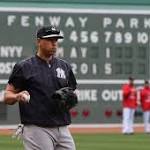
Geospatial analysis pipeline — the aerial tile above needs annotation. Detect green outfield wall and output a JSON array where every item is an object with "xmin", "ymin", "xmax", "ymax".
[{"xmin": 0, "ymin": 1, "xmax": 149, "ymax": 126}]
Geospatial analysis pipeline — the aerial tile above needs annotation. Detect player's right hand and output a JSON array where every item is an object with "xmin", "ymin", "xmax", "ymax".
[{"xmin": 16, "ymin": 91, "xmax": 30, "ymax": 103}]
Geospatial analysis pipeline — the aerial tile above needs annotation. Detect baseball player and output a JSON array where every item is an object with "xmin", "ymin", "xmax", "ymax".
[
  {"xmin": 122, "ymin": 77, "xmax": 138, "ymax": 134},
  {"xmin": 4, "ymin": 25, "xmax": 77, "ymax": 150},
  {"xmin": 140, "ymin": 80, "xmax": 150, "ymax": 133}
]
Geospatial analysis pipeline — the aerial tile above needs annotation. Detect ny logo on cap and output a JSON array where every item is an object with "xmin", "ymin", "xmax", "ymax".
[{"xmin": 51, "ymin": 27, "xmax": 56, "ymax": 31}]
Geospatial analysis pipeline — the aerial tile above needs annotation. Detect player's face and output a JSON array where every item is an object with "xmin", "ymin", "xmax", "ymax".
[{"xmin": 38, "ymin": 38, "xmax": 58, "ymax": 57}]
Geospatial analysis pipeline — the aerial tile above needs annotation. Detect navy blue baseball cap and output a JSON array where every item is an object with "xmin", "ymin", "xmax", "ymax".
[{"xmin": 37, "ymin": 26, "xmax": 64, "ymax": 39}]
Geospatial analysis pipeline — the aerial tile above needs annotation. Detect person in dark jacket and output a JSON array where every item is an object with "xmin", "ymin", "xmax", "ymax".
[{"xmin": 4, "ymin": 25, "xmax": 77, "ymax": 150}]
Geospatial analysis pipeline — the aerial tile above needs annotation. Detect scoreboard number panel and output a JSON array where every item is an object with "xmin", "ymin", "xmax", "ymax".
[{"xmin": 0, "ymin": 9, "xmax": 150, "ymax": 81}]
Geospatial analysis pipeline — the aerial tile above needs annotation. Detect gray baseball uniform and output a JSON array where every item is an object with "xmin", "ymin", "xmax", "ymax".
[{"xmin": 22, "ymin": 125, "xmax": 75, "ymax": 150}]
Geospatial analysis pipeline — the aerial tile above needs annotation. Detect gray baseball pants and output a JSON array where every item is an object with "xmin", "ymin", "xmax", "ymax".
[{"xmin": 22, "ymin": 125, "xmax": 76, "ymax": 150}]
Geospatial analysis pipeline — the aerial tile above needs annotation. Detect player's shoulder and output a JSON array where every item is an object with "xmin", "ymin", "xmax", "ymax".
[
  {"xmin": 122, "ymin": 84, "xmax": 129, "ymax": 89},
  {"xmin": 55, "ymin": 57, "xmax": 68, "ymax": 64},
  {"xmin": 54, "ymin": 57, "xmax": 71, "ymax": 67},
  {"xmin": 15, "ymin": 56, "xmax": 35, "ymax": 68}
]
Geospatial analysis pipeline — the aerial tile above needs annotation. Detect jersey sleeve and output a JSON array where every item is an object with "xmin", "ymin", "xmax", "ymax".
[
  {"xmin": 68, "ymin": 68, "xmax": 77, "ymax": 90},
  {"xmin": 8, "ymin": 63, "xmax": 26, "ymax": 90}
]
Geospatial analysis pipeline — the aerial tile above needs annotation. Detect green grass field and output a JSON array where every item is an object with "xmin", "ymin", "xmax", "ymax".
[{"xmin": 0, "ymin": 133, "xmax": 149, "ymax": 150}]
